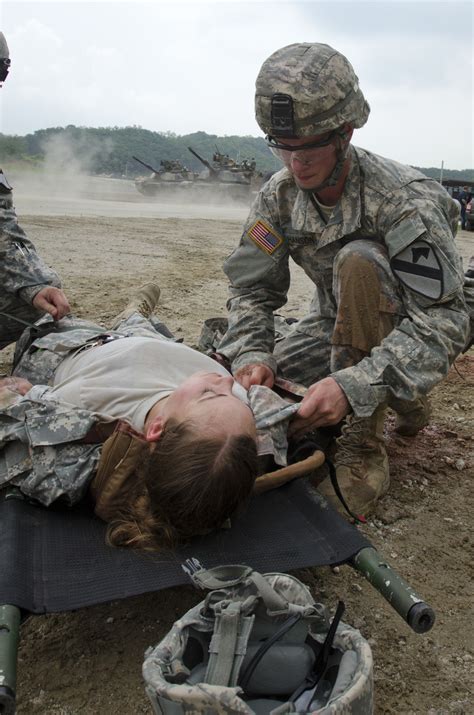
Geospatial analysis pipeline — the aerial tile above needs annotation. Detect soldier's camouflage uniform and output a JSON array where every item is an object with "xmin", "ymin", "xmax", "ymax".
[
  {"xmin": 218, "ymin": 146, "xmax": 471, "ymax": 418},
  {"xmin": 0, "ymin": 170, "xmax": 62, "ymax": 349}
]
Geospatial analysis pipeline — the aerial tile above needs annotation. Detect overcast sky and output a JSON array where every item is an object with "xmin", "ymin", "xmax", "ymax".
[{"xmin": 0, "ymin": 0, "xmax": 472, "ymax": 169}]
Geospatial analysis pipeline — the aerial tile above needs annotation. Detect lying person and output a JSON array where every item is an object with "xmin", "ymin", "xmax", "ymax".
[{"xmin": 0, "ymin": 284, "xmax": 264, "ymax": 550}]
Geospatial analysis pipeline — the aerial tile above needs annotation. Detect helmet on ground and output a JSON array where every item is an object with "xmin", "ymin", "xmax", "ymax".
[
  {"xmin": 143, "ymin": 564, "xmax": 374, "ymax": 714},
  {"xmin": 255, "ymin": 43, "xmax": 370, "ymax": 139},
  {"xmin": 0, "ymin": 32, "xmax": 11, "ymax": 84}
]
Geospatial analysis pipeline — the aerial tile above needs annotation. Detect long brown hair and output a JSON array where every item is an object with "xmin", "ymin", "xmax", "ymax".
[{"xmin": 106, "ymin": 418, "xmax": 258, "ymax": 550}]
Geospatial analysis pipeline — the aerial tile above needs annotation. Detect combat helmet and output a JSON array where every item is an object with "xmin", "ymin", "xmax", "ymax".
[
  {"xmin": 0, "ymin": 32, "xmax": 11, "ymax": 84},
  {"xmin": 255, "ymin": 43, "xmax": 369, "ymax": 139}
]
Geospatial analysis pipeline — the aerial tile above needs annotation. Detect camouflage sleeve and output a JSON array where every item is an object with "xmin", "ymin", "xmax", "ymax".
[
  {"xmin": 332, "ymin": 191, "xmax": 470, "ymax": 416},
  {"xmin": 217, "ymin": 192, "xmax": 291, "ymax": 374},
  {"xmin": 0, "ymin": 180, "xmax": 62, "ymax": 303}
]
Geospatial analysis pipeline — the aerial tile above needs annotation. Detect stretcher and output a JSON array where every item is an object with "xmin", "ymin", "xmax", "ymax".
[{"xmin": 0, "ymin": 479, "xmax": 435, "ymax": 715}]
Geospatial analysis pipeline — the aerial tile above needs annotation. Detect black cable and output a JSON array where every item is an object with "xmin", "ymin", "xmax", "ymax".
[{"xmin": 238, "ymin": 613, "xmax": 302, "ymax": 692}]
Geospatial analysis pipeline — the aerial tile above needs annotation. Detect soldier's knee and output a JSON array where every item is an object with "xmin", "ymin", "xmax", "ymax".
[
  {"xmin": 336, "ymin": 239, "xmax": 384, "ymax": 269},
  {"xmin": 334, "ymin": 241, "xmax": 390, "ymax": 290}
]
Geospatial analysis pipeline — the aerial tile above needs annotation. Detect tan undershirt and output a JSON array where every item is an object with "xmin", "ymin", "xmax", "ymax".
[
  {"xmin": 312, "ymin": 194, "xmax": 337, "ymax": 223},
  {"xmin": 51, "ymin": 336, "xmax": 230, "ymax": 431}
]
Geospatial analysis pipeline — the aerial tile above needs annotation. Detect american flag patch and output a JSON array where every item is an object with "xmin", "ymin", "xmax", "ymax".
[{"xmin": 247, "ymin": 220, "xmax": 283, "ymax": 255}]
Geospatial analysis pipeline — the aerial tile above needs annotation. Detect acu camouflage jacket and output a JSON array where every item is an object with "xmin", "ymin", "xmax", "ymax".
[{"xmin": 219, "ymin": 146, "xmax": 470, "ymax": 416}]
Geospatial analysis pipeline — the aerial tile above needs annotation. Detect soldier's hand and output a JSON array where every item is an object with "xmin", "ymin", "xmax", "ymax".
[
  {"xmin": 288, "ymin": 377, "xmax": 350, "ymax": 436},
  {"xmin": 234, "ymin": 363, "xmax": 275, "ymax": 389},
  {"xmin": 33, "ymin": 287, "xmax": 71, "ymax": 320},
  {"xmin": 0, "ymin": 376, "xmax": 33, "ymax": 395}
]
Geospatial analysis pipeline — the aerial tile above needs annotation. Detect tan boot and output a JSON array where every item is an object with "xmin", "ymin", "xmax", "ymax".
[
  {"xmin": 394, "ymin": 396, "xmax": 430, "ymax": 436},
  {"xmin": 318, "ymin": 408, "xmax": 389, "ymax": 517},
  {"xmin": 110, "ymin": 283, "xmax": 161, "ymax": 329}
]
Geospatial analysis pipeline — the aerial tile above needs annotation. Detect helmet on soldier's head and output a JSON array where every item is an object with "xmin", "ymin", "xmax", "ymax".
[
  {"xmin": 0, "ymin": 32, "xmax": 11, "ymax": 84},
  {"xmin": 255, "ymin": 43, "xmax": 370, "ymax": 139}
]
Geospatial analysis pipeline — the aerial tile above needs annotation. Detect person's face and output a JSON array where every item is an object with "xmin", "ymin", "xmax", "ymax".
[
  {"xmin": 268, "ymin": 128, "xmax": 352, "ymax": 191},
  {"xmin": 275, "ymin": 133, "xmax": 338, "ymax": 191},
  {"xmin": 160, "ymin": 371, "xmax": 256, "ymax": 439}
]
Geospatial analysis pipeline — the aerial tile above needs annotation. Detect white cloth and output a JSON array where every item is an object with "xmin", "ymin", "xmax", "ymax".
[{"xmin": 52, "ymin": 336, "xmax": 230, "ymax": 431}]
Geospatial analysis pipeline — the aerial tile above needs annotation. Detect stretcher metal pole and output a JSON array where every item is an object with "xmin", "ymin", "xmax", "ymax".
[
  {"xmin": 0, "ymin": 604, "xmax": 21, "ymax": 715},
  {"xmin": 351, "ymin": 547, "xmax": 435, "ymax": 633}
]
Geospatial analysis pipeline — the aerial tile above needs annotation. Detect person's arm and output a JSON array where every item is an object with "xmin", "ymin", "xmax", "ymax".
[
  {"xmin": 331, "ymin": 191, "xmax": 469, "ymax": 417},
  {"xmin": 0, "ymin": 182, "xmax": 70, "ymax": 317},
  {"xmin": 217, "ymin": 191, "xmax": 291, "ymax": 382}
]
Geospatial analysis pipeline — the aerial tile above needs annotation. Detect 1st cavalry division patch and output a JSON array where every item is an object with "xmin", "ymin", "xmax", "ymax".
[
  {"xmin": 390, "ymin": 239, "xmax": 443, "ymax": 299},
  {"xmin": 247, "ymin": 220, "xmax": 283, "ymax": 255}
]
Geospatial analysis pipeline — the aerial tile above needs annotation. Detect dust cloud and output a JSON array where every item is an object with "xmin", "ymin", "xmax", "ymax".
[{"xmin": 4, "ymin": 134, "xmax": 251, "ymax": 222}]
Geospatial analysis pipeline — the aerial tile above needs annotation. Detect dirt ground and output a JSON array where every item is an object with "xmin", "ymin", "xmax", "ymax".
[{"xmin": 2, "ymin": 174, "xmax": 473, "ymax": 714}]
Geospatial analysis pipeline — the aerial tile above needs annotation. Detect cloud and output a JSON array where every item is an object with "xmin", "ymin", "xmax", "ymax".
[{"xmin": 0, "ymin": 0, "xmax": 472, "ymax": 167}]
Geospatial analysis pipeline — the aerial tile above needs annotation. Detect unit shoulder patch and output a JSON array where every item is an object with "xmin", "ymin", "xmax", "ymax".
[
  {"xmin": 390, "ymin": 239, "xmax": 443, "ymax": 300},
  {"xmin": 246, "ymin": 219, "xmax": 283, "ymax": 255}
]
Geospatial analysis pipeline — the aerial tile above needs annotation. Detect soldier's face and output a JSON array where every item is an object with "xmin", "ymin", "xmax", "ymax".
[
  {"xmin": 161, "ymin": 371, "xmax": 257, "ymax": 440},
  {"xmin": 276, "ymin": 133, "xmax": 339, "ymax": 190}
]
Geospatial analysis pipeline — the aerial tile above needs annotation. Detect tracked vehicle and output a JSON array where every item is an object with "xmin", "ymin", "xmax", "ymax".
[{"xmin": 132, "ymin": 156, "xmax": 194, "ymax": 196}]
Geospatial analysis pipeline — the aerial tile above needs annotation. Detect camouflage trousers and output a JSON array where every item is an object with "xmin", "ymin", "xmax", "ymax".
[
  {"xmin": 0, "ymin": 291, "xmax": 42, "ymax": 350},
  {"xmin": 274, "ymin": 239, "xmax": 405, "ymax": 387}
]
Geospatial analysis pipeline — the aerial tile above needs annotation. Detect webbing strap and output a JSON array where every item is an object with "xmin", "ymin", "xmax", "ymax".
[
  {"xmin": 204, "ymin": 603, "xmax": 254, "ymax": 686},
  {"xmin": 247, "ymin": 572, "xmax": 288, "ymax": 614},
  {"xmin": 191, "ymin": 565, "xmax": 253, "ymax": 591}
]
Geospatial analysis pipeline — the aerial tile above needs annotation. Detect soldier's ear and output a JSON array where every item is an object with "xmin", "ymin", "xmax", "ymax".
[{"xmin": 145, "ymin": 416, "xmax": 166, "ymax": 443}]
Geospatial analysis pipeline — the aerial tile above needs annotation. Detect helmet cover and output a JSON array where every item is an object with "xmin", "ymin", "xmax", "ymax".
[{"xmin": 255, "ymin": 43, "xmax": 370, "ymax": 138}]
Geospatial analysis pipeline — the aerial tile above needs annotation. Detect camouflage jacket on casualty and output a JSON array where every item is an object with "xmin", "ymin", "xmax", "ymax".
[
  {"xmin": 219, "ymin": 146, "xmax": 470, "ymax": 417},
  {"xmin": 0, "ymin": 318, "xmax": 114, "ymax": 505},
  {"xmin": 0, "ymin": 171, "xmax": 61, "ymax": 303}
]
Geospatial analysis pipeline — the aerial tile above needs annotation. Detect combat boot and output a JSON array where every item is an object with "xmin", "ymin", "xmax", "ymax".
[
  {"xmin": 110, "ymin": 282, "xmax": 161, "ymax": 329},
  {"xmin": 393, "ymin": 395, "xmax": 431, "ymax": 436},
  {"xmin": 317, "ymin": 407, "xmax": 389, "ymax": 517}
]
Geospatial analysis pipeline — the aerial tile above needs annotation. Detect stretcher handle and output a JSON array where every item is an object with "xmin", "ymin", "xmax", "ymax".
[{"xmin": 253, "ymin": 450, "xmax": 325, "ymax": 494}]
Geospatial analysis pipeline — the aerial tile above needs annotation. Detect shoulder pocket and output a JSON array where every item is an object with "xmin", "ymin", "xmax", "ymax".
[{"xmin": 224, "ymin": 230, "xmax": 288, "ymax": 288}]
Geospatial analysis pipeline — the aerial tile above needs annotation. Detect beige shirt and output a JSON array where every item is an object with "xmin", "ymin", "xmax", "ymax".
[{"xmin": 52, "ymin": 336, "xmax": 230, "ymax": 431}]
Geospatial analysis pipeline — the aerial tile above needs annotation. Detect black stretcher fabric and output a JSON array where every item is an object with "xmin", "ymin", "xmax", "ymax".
[{"xmin": 0, "ymin": 482, "xmax": 370, "ymax": 613}]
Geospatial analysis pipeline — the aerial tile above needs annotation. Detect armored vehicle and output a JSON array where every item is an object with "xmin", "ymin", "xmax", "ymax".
[
  {"xmin": 132, "ymin": 156, "xmax": 195, "ymax": 197},
  {"xmin": 187, "ymin": 147, "xmax": 260, "ymax": 201}
]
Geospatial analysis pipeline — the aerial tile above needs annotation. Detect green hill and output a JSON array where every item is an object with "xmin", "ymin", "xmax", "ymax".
[{"xmin": 0, "ymin": 126, "xmax": 282, "ymax": 176}]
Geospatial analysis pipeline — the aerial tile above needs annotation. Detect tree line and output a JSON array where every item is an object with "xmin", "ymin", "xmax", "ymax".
[
  {"xmin": 0, "ymin": 125, "xmax": 472, "ymax": 181},
  {"xmin": 0, "ymin": 126, "xmax": 281, "ymax": 176}
]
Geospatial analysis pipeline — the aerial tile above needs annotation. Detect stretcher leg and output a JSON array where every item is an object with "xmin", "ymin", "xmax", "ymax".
[
  {"xmin": 351, "ymin": 547, "xmax": 435, "ymax": 633},
  {"xmin": 0, "ymin": 604, "xmax": 21, "ymax": 715}
]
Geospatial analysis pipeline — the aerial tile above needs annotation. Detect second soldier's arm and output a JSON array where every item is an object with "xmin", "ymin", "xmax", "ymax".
[{"xmin": 0, "ymin": 176, "xmax": 67, "ymax": 307}]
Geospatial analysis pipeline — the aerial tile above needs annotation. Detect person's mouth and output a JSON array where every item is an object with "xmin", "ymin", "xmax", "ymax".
[{"xmin": 294, "ymin": 172, "xmax": 315, "ymax": 182}]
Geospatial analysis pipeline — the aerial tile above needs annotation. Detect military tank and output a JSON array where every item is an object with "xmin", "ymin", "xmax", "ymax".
[
  {"xmin": 187, "ymin": 147, "xmax": 259, "ymax": 202},
  {"xmin": 132, "ymin": 156, "xmax": 195, "ymax": 196}
]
